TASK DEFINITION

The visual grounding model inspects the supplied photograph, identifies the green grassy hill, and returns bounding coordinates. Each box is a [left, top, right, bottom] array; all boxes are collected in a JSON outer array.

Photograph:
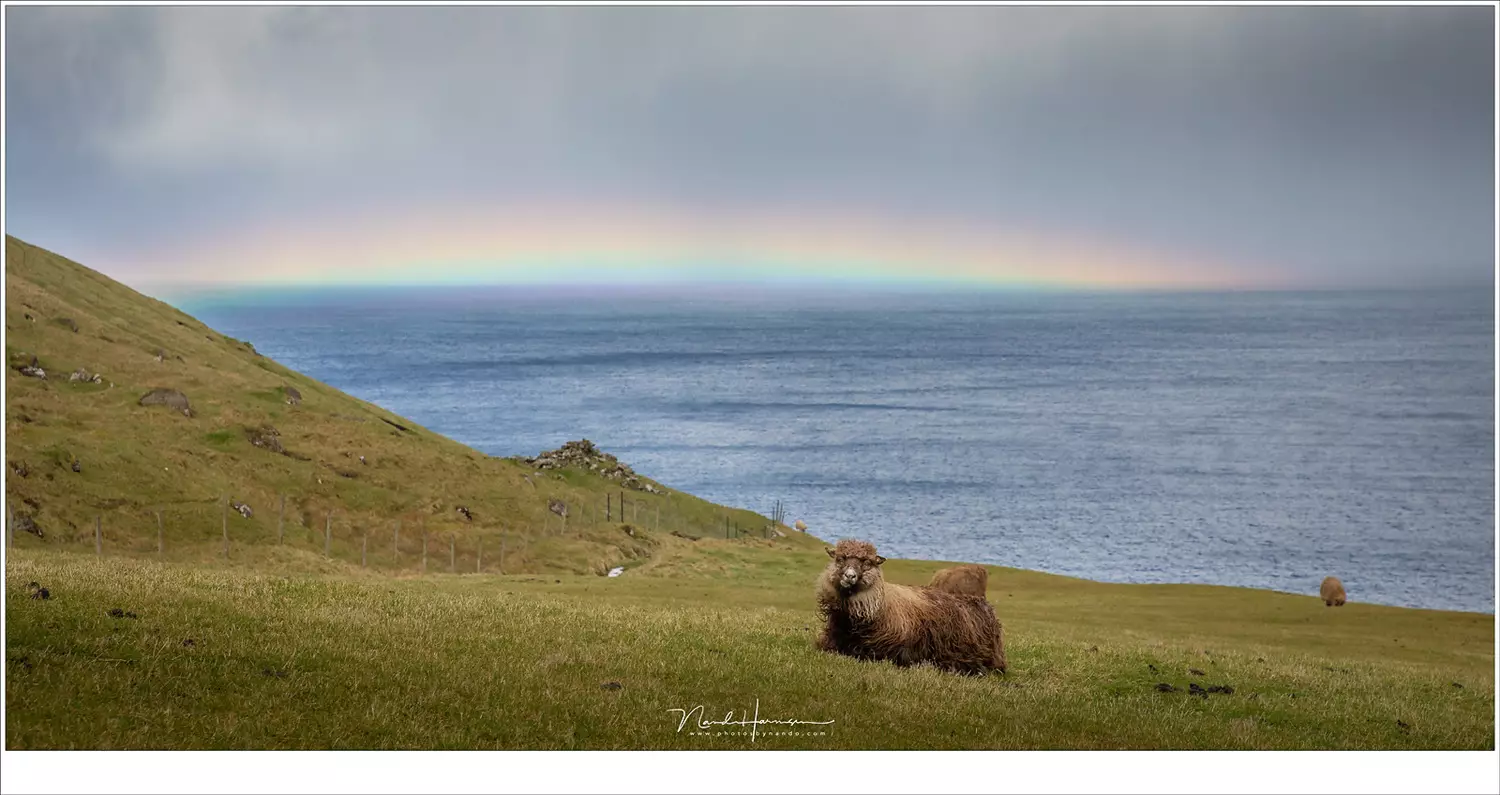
[[3, 235, 1494, 750], [4, 235, 787, 575]]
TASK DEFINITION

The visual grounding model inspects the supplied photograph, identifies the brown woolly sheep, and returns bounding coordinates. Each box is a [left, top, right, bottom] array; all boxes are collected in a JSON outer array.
[[815, 539, 1006, 675], [1320, 576, 1347, 607], [929, 564, 988, 597]]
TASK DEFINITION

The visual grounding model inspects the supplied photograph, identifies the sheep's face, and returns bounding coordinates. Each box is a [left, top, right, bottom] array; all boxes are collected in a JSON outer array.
[[825, 540, 886, 594]]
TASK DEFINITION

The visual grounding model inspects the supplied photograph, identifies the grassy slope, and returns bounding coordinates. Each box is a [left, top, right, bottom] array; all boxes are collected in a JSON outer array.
[[4, 235, 781, 576], [3, 235, 1494, 750], [4, 545, 1492, 750]]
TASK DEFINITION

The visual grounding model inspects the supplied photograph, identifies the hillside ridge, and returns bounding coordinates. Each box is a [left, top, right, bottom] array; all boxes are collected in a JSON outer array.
[[4, 235, 793, 574]]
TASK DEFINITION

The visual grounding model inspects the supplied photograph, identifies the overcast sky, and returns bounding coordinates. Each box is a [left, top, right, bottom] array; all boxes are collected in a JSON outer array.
[[4, 5, 1495, 289]]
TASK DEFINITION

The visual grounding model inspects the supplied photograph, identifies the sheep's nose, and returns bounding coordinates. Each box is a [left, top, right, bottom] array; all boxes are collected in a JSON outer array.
[[842, 567, 858, 581]]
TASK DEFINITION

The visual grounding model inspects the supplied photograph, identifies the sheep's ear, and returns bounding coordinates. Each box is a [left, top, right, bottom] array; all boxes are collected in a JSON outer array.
[[826, 547, 836, 559], [874, 556, 886, 566]]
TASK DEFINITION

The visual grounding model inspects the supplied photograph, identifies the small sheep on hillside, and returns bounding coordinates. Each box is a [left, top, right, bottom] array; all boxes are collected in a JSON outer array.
[[1320, 576, 1347, 607], [815, 539, 1006, 675], [929, 564, 988, 597]]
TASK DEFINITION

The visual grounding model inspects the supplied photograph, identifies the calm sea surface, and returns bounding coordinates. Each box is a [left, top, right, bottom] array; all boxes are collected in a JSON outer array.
[[184, 287, 1495, 612]]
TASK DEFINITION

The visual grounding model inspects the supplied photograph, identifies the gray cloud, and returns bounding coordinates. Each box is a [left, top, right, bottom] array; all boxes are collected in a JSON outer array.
[[5, 6, 1494, 287]]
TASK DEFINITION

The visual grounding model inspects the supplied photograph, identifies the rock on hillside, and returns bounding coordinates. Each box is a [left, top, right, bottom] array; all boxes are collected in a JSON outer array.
[[138, 387, 192, 417], [523, 439, 665, 494]]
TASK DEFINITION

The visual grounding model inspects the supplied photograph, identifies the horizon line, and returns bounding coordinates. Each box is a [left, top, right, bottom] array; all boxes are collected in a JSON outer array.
[[155, 277, 1495, 305]]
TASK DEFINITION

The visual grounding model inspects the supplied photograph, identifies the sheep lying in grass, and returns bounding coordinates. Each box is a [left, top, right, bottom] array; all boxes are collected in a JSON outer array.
[[929, 564, 988, 597], [1321, 576, 1347, 607], [815, 539, 1006, 675]]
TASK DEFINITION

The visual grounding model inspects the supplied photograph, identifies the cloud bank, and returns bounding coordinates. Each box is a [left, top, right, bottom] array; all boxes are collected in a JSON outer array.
[[5, 6, 1494, 288]]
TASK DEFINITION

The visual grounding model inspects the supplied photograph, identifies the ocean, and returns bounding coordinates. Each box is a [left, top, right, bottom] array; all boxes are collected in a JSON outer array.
[[183, 286, 1496, 613]]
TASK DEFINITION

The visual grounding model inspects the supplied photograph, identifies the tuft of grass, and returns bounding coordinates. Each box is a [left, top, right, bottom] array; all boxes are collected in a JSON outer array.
[[203, 429, 239, 449], [4, 547, 1492, 750]]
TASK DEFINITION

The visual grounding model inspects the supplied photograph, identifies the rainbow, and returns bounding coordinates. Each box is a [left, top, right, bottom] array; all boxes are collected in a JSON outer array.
[[121, 202, 1281, 292]]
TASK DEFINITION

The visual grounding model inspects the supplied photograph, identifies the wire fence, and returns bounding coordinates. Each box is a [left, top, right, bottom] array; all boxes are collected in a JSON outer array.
[[5, 488, 807, 574]]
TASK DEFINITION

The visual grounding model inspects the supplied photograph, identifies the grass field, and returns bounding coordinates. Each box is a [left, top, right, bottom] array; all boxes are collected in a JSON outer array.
[[5, 540, 1492, 750]]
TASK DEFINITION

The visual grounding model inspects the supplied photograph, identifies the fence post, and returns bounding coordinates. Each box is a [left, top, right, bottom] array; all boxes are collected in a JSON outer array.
[[278, 494, 285, 545], [6, 502, 13, 549], [655, 503, 660, 533], [325, 512, 332, 557], [362, 533, 368, 568], [222, 496, 229, 557], [562, 510, 567, 535], [606, 493, 611, 522], [156, 511, 163, 555], [500, 538, 506, 574], [95, 515, 102, 556]]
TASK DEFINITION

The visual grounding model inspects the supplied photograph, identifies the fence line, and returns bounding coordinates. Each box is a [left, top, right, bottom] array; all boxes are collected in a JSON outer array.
[[8, 487, 791, 573]]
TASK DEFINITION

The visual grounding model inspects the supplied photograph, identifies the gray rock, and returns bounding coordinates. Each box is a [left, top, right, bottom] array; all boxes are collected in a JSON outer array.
[[246, 425, 284, 454], [231, 500, 253, 519], [14, 513, 42, 538], [284, 386, 302, 406], [548, 499, 568, 518], [138, 388, 192, 417]]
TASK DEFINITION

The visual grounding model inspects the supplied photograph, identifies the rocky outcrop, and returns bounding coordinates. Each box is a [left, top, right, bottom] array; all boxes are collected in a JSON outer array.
[[12, 354, 46, 379], [283, 386, 302, 406], [68, 368, 104, 384], [139, 388, 192, 417], [231, 500, 253, 519], [13, 513, 42, 538], [245, 425, 284, 454], [456, 506, 473, 522], [548, 499, 569, 518], [524, 439, 665, 494]]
